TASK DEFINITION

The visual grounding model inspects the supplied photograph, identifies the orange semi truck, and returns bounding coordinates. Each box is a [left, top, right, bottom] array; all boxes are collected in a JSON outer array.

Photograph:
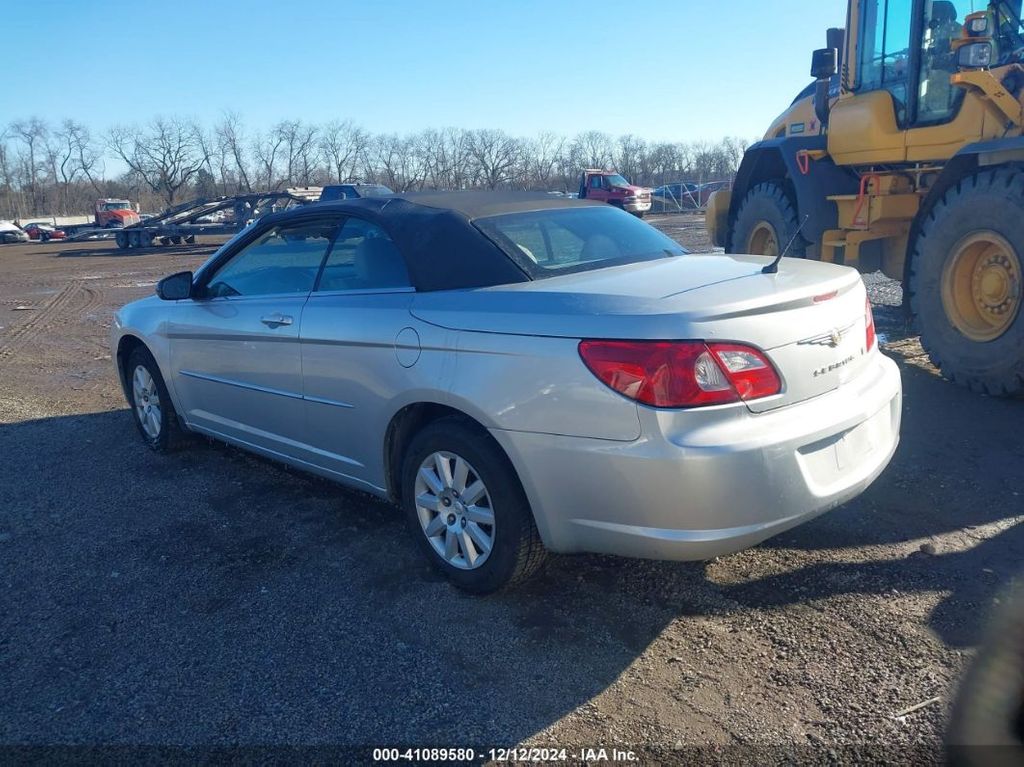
[[94, 199, 141, 229]]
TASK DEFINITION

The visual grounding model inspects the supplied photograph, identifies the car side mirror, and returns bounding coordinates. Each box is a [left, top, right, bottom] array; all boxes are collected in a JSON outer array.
[[156, 271, 194, 301], [811, 47, 838, 80]]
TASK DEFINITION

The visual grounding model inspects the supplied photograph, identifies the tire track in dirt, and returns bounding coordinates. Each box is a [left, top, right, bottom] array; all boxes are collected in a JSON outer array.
[[74, 284, 105, 321], [0, 282, 82, 361], [74, 284, 117, 354]]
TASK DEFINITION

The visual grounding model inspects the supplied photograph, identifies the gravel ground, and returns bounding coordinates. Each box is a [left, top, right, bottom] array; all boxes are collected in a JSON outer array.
[[0, 224, 1021, 761]]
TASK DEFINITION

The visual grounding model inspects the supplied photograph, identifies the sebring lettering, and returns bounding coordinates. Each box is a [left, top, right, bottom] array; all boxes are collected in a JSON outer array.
[[813, 354, 857, 378]]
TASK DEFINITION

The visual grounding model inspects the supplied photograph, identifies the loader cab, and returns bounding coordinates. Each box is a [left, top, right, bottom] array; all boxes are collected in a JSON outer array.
[[827, 0, 1019, 164], [852, 0, 965, 125]]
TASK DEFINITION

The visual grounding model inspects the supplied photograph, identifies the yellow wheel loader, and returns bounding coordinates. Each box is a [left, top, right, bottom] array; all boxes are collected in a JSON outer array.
[[708, 1, 1024, 396]]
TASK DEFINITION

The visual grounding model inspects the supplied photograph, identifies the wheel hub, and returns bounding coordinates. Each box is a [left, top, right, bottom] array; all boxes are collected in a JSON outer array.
[[973, 254, 1014, 315], [747, 222, 779, 259], [942, 232, 1022, 342], [440, 490, 468, 527]]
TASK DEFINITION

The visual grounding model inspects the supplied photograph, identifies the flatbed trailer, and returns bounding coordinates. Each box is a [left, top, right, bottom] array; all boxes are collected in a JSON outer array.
[[112, 189, 320, 249]]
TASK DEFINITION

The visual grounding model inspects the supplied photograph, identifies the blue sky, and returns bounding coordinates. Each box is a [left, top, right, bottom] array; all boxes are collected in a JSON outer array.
[[4, 0, 846, 142]]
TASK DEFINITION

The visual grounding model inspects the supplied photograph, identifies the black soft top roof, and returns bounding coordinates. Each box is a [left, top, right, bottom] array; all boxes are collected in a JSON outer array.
[[316, 190, 602, 219], [285, 192, 603, 292]]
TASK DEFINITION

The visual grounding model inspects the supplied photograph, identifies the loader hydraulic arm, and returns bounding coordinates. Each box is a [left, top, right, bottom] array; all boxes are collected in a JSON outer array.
[[951, 65, 1024, 128]]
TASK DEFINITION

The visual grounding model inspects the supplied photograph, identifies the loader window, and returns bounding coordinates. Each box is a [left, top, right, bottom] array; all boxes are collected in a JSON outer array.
[[917, 0, 970, 123], [857, 0, 915, 122]]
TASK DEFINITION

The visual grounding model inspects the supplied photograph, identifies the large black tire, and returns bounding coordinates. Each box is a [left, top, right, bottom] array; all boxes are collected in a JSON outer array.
[[909, 168, 1024, 396], [125, 347, 187, 452], [729, 181, 806, 259], [115, 231, 129, 249], [401, 417, 547, 593]]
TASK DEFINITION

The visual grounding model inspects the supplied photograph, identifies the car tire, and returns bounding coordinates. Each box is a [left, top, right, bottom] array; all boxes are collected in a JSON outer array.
[[401, 417, 547, 593], [729, 181, 806, 259], [908, 168, 1024, 396], [125, 347, 187, 452]]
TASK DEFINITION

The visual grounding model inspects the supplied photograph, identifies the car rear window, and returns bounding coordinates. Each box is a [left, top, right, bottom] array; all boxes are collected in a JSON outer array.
[[474, 206, 687, 279]]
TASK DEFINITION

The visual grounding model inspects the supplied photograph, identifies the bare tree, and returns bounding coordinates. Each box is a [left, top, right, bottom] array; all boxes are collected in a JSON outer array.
[[43, 120, 103, 212], [10, 118, 48, 213], [214, 112, 252, 193], [0, 127, 23, 218], [468, 129, 520, 189], [108, 118, 209, 206], [527, 131, 565, 191], [417, 128, 472, 190], [320, 120, 367, 183], [65, 120, 104, 196], [270, 120, 320, 187], [252, 127, 285, 190], [572, 131, 614, 169], [2, 113, 754, 221], [615, 134, 647, 184], [370, 133, 425, 191]]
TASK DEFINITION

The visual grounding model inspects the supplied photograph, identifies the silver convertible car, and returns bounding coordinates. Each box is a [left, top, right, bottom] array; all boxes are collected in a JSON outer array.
[[112, 192, 902, 592]]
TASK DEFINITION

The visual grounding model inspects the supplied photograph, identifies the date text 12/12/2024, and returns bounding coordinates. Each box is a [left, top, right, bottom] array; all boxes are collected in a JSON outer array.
[[372, 747, 639, 763]]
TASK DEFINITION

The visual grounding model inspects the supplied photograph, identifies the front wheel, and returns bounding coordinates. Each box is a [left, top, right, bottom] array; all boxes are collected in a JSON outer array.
[[125, 347, 187, 451], [401, 418, 547, 593], [909, 168, 1024, 396], [729, 181, 805, 259]]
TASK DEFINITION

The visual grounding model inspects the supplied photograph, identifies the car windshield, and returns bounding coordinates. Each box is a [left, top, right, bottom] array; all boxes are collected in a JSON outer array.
[[104, 202, 130, 210], [474, 206, 688, 279], [358, 185, 394, 197], [604, 174, 631, 188]]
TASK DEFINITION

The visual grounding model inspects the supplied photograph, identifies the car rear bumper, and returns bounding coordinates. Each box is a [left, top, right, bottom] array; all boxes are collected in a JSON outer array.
[[491, 352, 901, 561]]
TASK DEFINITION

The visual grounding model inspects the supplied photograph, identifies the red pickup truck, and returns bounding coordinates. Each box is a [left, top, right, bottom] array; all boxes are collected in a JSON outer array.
[[578, 170, 652, 217]]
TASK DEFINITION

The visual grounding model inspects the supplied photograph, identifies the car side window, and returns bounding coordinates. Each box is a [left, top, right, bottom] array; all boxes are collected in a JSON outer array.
[[589, 176, 603, 189], [204, 217, 339, 298], [317, 218, 411, 292], [490, 218, 587, 266]]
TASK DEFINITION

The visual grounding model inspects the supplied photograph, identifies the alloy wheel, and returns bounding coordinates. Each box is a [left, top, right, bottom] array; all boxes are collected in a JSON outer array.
[[413, 451, 495, 570], [132, 365, 162, 440]]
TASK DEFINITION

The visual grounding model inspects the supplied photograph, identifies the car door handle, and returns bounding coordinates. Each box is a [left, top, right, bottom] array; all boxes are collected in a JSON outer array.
[[260, 313, 293, 328]]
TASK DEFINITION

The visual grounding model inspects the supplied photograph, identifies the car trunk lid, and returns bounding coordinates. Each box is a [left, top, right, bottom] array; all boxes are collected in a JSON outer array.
[[410, 254, 872, 412]]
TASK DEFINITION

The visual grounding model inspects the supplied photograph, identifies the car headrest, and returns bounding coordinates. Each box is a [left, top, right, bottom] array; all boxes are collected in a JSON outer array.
[[354, 237, 410, 288], [580, 233, 621, 262]]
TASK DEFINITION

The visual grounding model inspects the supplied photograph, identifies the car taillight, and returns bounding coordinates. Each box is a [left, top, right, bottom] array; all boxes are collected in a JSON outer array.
[[865, 297, 877, 350], [578, 340, 781, 408]]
